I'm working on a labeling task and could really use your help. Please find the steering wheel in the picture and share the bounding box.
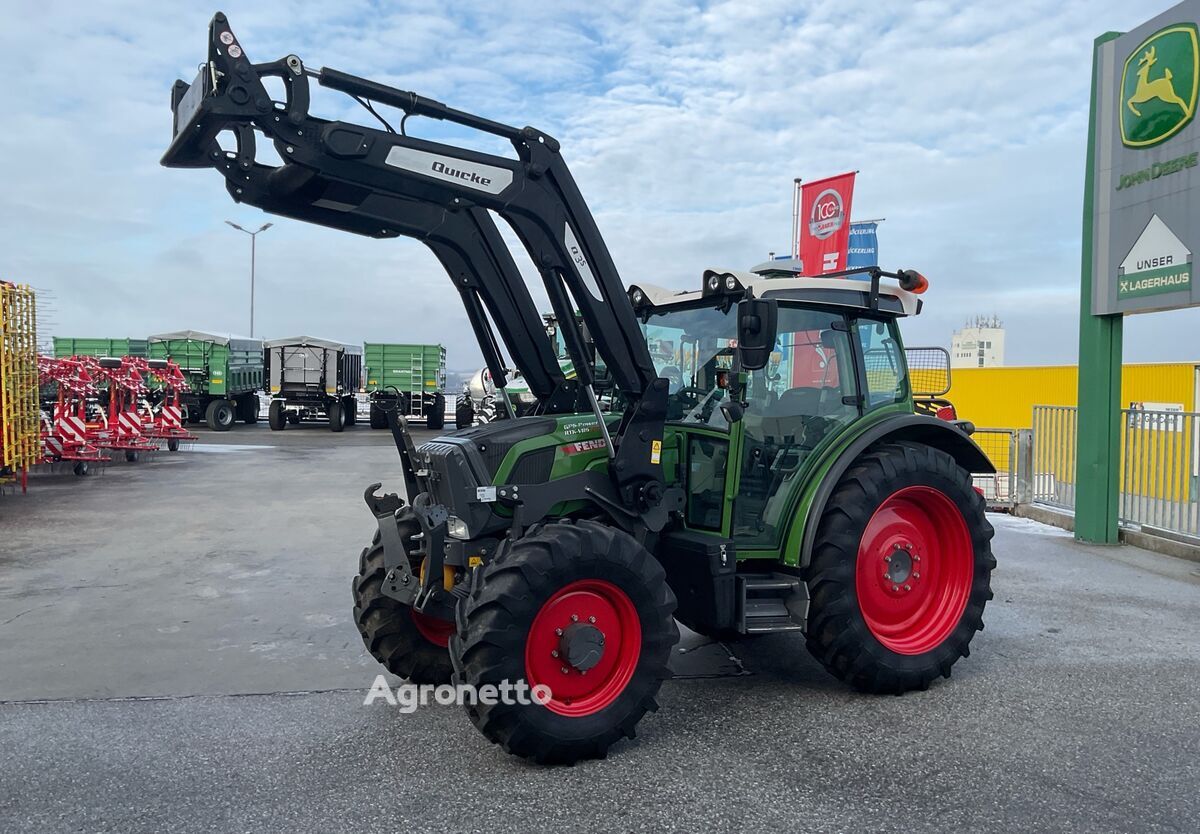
[674,385,708,410]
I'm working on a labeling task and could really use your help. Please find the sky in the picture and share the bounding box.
[0,0,1190,371]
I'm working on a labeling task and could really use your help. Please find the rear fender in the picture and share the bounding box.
[797,414,993,568]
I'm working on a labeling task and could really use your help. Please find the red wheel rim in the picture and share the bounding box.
[525,579,642,717]
[410,610,454,648]
[855,486,973,655]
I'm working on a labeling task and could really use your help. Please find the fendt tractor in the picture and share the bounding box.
[163,14,996,764]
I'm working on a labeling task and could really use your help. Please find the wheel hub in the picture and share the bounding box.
[884,544,915,587]
[560,622,605,672]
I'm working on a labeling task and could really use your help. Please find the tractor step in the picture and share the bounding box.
[737,573,808,635]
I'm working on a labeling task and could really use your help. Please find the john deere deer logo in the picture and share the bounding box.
[1121,23,1199,149]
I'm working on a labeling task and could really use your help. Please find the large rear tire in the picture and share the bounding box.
[268,400,286,431]
[803,441,994,694]
[352,517,454,684]
[205,399,235,432]
[451,519,678,764]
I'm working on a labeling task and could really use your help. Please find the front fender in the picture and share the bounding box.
[797,414,993,567]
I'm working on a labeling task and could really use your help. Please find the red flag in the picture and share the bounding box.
[797,172,856,275]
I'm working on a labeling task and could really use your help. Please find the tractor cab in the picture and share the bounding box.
[630,270,921,550]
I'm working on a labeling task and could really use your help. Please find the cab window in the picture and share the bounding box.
[733,307,858,547]
[857,318,907,409]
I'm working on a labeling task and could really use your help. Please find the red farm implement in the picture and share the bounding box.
[133,357,197,451]
[37,355,110,476]
[76,356,160,462]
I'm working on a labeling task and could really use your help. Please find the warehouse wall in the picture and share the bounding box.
[947,363,1199,429]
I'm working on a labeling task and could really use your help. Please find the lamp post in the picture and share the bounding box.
[224,221,273,337]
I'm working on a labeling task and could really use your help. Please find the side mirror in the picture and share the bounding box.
[720,401,744,424]
[736,298,778,371]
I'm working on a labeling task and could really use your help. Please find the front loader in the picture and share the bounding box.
[162,13,996,764]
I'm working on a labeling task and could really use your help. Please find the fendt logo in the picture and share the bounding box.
[807,188,845,240]
[1121,23,1199,148]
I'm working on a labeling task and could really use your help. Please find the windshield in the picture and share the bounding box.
[640,304,737,427]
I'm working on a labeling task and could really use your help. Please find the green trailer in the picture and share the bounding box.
[52,337,149,359]
[147,330,263,431]
[363,342,446,430]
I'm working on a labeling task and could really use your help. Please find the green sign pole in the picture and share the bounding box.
[1076,31,1124,544]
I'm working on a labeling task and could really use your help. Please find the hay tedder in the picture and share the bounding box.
[37,355,110,476]
[165,14,996,764]
[131,357,198,451]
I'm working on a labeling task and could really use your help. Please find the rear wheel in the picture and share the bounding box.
[451,520,678,764]
[328,401,345,432]
[803,442,994,694]
[125,450,139,463]
[369,402,388,429]
[205,399,235,432]
[239,394,260,424]
[167,438,180,452]
[268,400,286,431]
[72,461,89,477]
[352,517,454,684]
[344,397,358,426]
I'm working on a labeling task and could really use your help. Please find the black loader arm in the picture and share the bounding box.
[163,13,671,514]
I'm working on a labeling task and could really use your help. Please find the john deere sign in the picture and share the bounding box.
[1091,2,1200,315]
[1120,24,1198,148]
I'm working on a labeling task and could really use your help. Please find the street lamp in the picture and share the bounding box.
[225,221,273,337]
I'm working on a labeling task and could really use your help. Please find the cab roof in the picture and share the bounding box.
[628,269,922,318]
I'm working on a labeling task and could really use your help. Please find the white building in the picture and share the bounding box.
[951,316,1005,368]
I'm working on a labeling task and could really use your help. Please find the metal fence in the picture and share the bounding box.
[1031,405,1077,511]
[971,429,1017,510]
[1028,404,1200,540]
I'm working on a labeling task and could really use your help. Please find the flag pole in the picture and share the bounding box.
[791,177,802,258]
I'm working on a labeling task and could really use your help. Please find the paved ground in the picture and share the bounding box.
[1,424,1198,833]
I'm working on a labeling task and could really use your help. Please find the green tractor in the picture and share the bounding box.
[163,14,995,765]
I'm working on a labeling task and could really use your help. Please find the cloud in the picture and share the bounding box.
[0,0,1189,370]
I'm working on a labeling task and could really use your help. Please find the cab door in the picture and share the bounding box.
[731,306,860,550]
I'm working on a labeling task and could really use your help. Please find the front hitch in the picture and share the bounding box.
[363,482,419,606]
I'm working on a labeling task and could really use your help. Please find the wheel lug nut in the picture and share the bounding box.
[892,585,899,592]
[913,572,920,579]
[561,666,569,674]
[903,584,911,591]
[571,614,579,622]
[554,628,563,636]
[588,616,596,624]
[551,649,559,658]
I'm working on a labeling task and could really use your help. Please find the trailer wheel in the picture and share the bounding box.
[239,394,260,424]
[426,393,445,430]
[455,394,474,429]
[369,403,388,429]
[167,438,180,452]
[268,400,286,431]
[803,442,995,694]
[205,399,235,432]
[125,450,139,463]
[329,401,345,432]
[451,520,678,764]
[352,519,454,685]
[344,397,358,426]
[72,461,89,477]
[287,412,300,425]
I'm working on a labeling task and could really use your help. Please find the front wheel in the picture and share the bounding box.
[451,519,678,764]
[167,438,180,452]
[328,401,345,432]
[268,400,286,431]
[426,393,445,430]
[803,441,995,694]
[352,521,454,684]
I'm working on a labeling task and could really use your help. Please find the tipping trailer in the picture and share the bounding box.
[52,338,149,359]
[147,330,263,431]
[364,343,446,430]
[162,14,996,765]
[265,336,362,431]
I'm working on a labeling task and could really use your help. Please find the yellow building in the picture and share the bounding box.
[947,363,1199,429]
